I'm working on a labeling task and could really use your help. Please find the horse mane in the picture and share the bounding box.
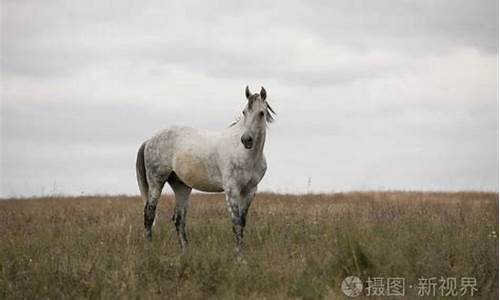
[265,102,276,123]
[229,117,241,127]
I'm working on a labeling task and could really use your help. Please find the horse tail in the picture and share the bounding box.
[136,141,149,201]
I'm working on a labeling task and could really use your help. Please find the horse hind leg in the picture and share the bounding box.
[168,174,192,251]
[144,177,166,241]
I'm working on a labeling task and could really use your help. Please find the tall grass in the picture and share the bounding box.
[0,192,497,299]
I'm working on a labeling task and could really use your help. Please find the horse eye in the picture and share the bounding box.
[242,110,246,116]
[259,111,265,118]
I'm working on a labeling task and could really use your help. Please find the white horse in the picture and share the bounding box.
[136,86,275,256]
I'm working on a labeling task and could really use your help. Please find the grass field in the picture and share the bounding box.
[0,192,498,299]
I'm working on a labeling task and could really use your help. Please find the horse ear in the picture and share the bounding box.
[245,86,251,99]
[260,86,267,100]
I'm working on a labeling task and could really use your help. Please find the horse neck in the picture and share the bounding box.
[252,130,266,158]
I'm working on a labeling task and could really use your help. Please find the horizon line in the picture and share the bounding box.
[1,189,498,200]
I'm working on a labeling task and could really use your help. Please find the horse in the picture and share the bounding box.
[135,86,275,256]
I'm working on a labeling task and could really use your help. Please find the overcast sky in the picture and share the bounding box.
[1,0,498,197]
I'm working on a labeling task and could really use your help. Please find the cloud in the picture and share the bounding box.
[1,0,498,196]
[3,0,497,83]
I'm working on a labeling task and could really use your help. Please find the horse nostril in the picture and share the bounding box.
[241,135,253,148]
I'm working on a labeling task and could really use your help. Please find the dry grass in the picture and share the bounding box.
[0,192,498,299]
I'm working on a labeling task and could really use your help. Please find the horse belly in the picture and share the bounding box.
[173,153,223,192]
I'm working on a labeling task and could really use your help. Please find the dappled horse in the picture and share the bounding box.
[136,86,275,256]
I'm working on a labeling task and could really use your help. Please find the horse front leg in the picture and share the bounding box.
[225,187,256,258]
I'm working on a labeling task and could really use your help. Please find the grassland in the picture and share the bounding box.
[0,192,498,299]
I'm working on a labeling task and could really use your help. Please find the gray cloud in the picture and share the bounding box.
[300,0,498,51]
[1,0,498,196]
[3,0,497,82]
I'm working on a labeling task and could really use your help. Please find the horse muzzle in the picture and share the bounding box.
[241,134,253,149]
